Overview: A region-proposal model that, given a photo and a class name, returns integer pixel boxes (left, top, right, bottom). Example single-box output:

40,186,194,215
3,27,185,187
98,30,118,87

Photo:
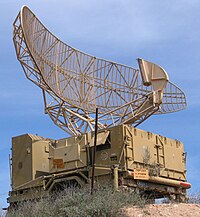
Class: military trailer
8,125,190,206
8,6,191,208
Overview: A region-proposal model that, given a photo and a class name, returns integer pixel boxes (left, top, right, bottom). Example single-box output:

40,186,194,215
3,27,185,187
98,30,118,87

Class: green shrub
188,192,200,204
7,185,145,217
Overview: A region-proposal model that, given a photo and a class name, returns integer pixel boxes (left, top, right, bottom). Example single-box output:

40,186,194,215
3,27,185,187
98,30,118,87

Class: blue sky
0,0,200,208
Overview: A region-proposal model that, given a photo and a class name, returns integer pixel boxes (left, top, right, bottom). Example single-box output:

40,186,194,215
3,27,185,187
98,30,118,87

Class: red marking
180,182,191,188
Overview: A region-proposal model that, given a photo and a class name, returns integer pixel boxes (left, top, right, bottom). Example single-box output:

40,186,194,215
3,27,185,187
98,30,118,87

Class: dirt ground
121,203,200,217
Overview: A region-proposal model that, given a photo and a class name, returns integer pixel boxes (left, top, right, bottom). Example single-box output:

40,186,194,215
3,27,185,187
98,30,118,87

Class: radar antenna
13,6,186,136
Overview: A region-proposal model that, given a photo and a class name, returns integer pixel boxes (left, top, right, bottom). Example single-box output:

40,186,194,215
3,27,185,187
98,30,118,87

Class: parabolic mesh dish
13,6,186,136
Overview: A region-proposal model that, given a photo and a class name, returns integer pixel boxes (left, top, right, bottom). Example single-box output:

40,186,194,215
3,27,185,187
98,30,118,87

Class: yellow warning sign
134,168,149,180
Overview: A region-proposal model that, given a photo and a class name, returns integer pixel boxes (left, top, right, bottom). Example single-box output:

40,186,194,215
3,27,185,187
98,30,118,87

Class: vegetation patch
6,185,145,217
188,192,200,204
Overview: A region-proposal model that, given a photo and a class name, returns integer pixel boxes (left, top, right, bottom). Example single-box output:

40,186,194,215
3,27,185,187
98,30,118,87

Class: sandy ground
121,203,200,217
